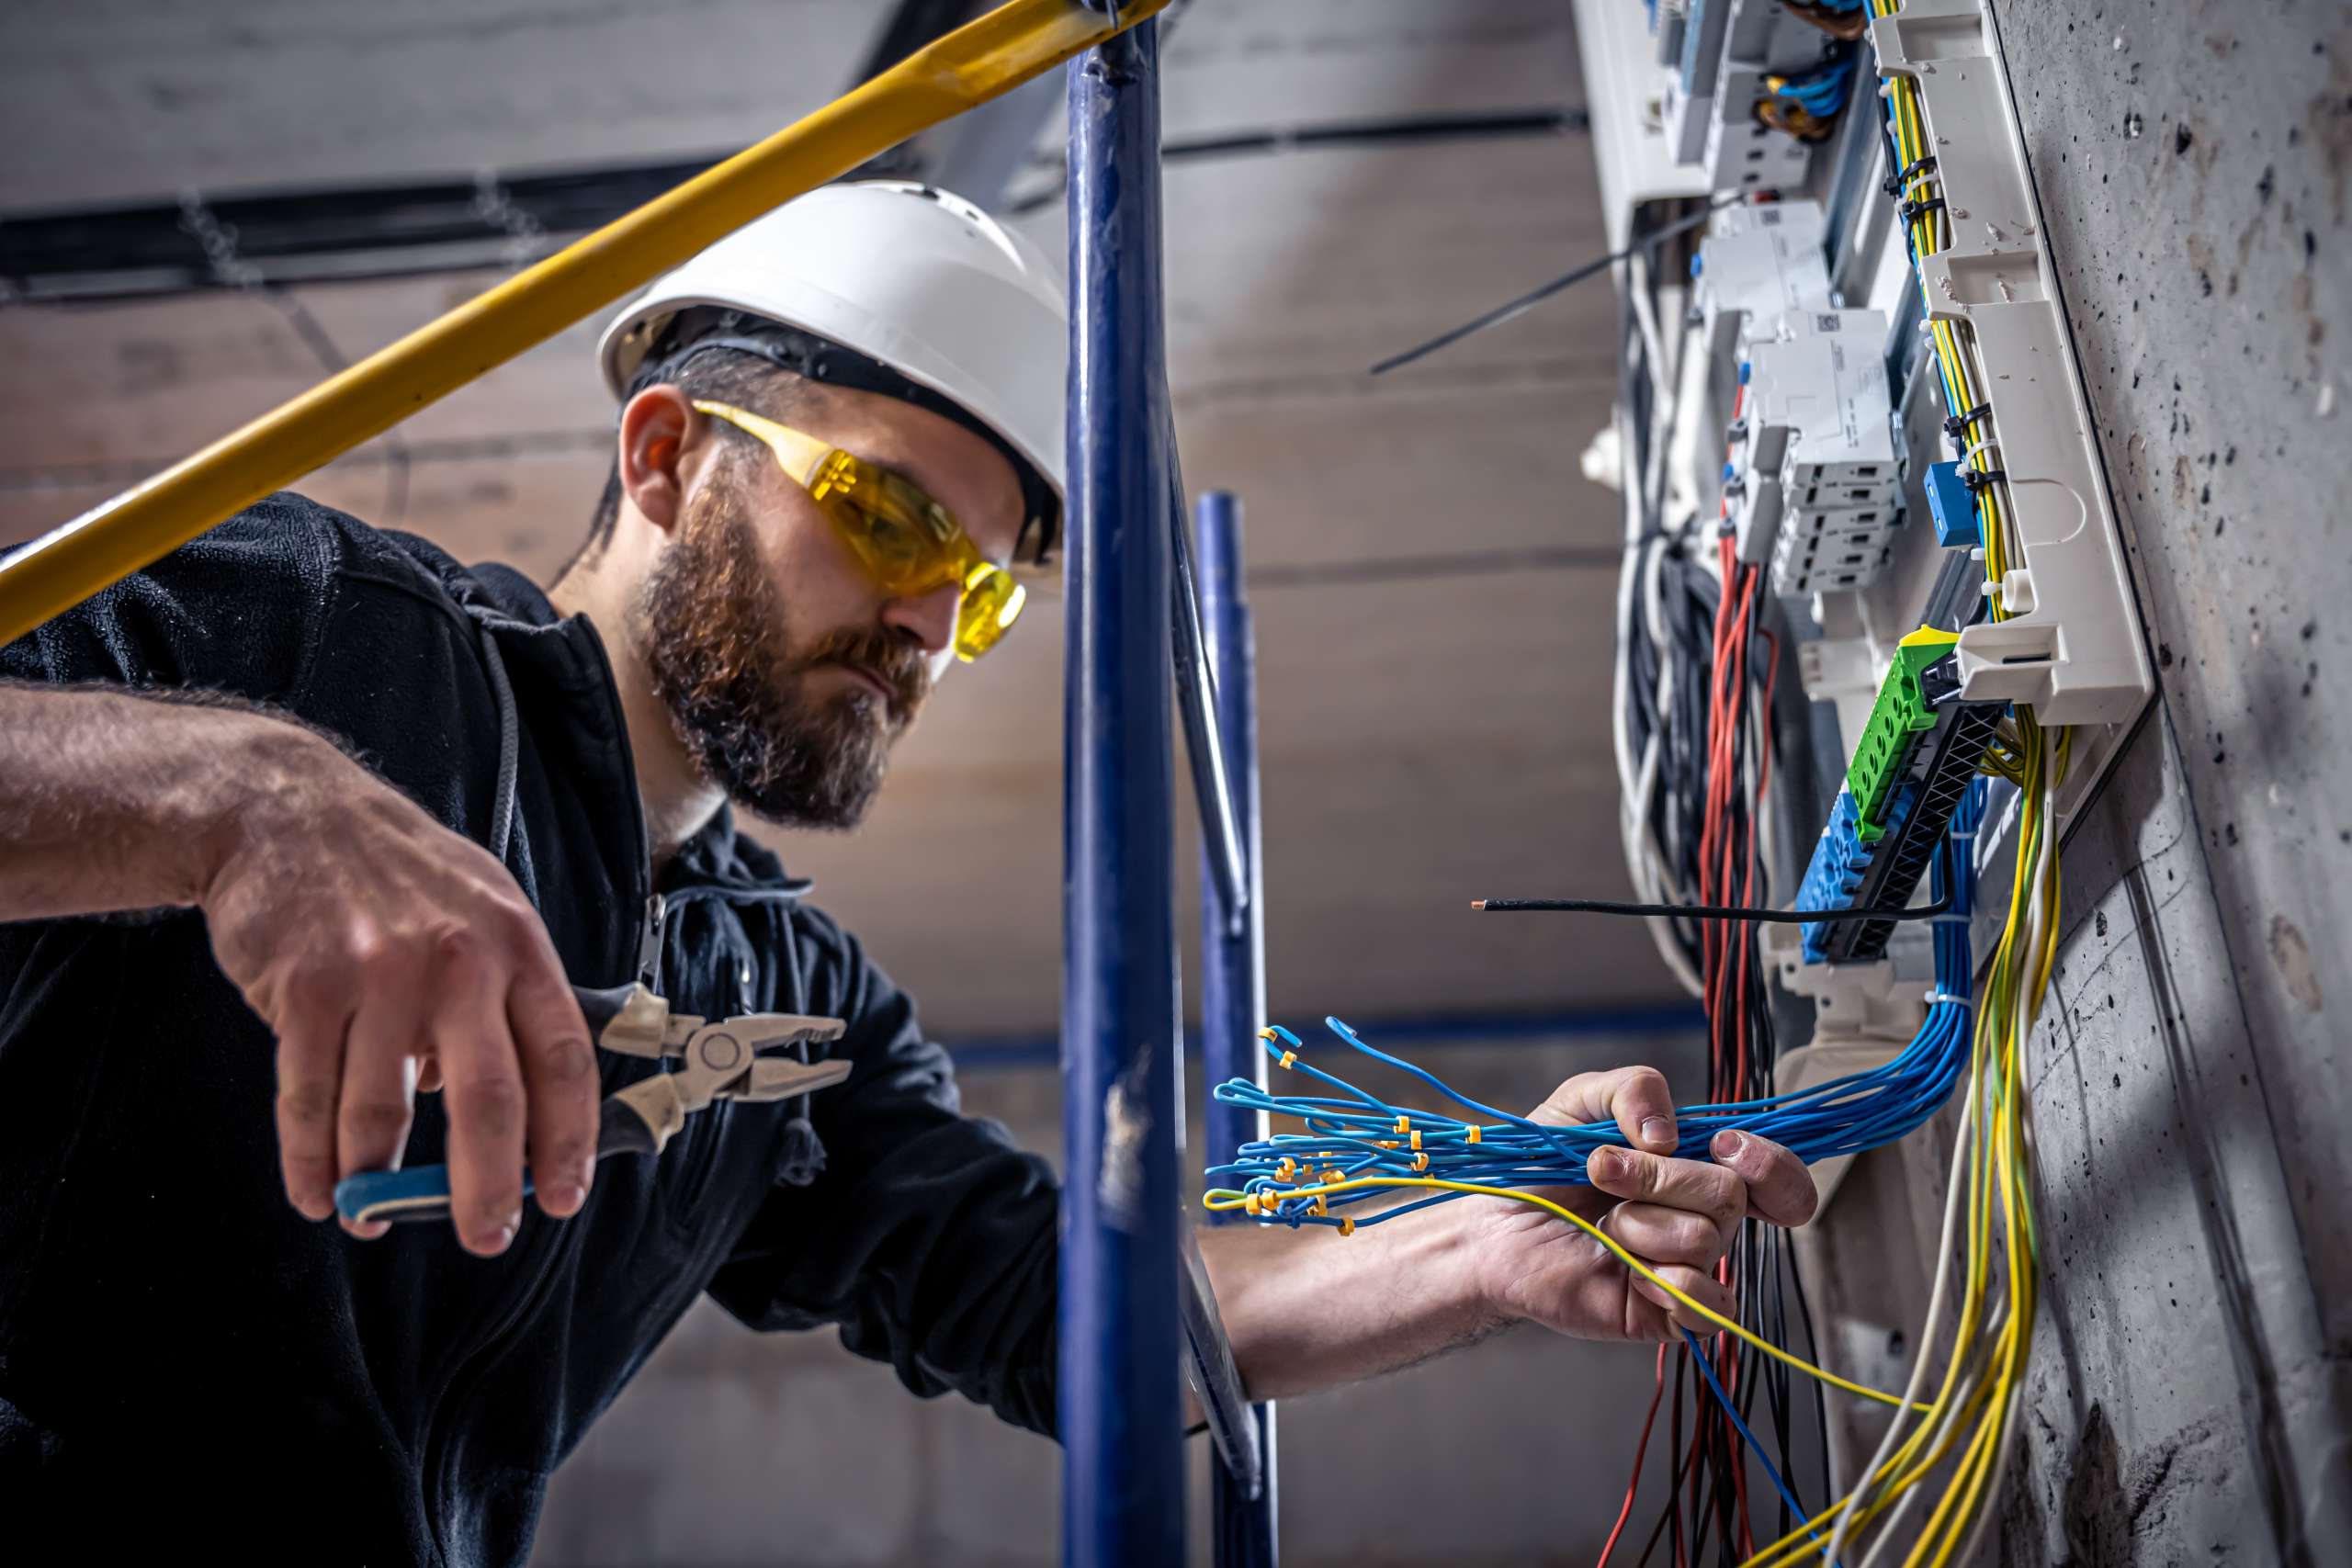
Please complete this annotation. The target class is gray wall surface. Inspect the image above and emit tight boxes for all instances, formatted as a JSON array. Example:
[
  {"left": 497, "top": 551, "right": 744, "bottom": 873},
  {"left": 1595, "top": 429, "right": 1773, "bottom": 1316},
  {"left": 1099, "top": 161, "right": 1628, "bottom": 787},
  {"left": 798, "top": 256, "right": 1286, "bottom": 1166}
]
[{"left": 1807, "top": 4, "right": 2352, "bottom": 1563}]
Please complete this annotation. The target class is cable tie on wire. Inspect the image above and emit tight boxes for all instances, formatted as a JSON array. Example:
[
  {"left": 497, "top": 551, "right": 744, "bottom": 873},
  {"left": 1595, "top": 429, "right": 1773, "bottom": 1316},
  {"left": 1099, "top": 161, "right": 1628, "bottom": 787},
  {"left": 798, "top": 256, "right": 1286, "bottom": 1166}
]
[
  {"left": 1901, "top": 196, "right": 1947, "bottom": 221},
  {"left": 1941, "top": 401, "right": 1991, "bottom": 439},
  {"left": 1279, "top": 1051, "right": 1296, "bottom": 1069},
  {"left": 1960, "top": 467, "right": 2008, "bottom": 492},
  {"left": 1925, "top": 990, "right": 1972, "bottom": 1007},
  {"left": 1337, "top": 1217, "right": 1356, "bottom": 1237},
  {"left": 1465, "top": 1126, "right": 1483, "bottom": 1145},
  {"left": 1882, "top": 153, "right": 1938, "bottom": 197}
]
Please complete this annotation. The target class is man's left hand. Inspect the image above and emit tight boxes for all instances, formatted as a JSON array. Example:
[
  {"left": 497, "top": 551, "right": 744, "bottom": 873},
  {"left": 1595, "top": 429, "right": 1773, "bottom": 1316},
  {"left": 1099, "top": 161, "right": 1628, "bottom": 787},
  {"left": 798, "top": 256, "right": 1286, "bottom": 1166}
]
[{"left": 1470, "top": 1066, "right": 1818, "bottom": 1342}]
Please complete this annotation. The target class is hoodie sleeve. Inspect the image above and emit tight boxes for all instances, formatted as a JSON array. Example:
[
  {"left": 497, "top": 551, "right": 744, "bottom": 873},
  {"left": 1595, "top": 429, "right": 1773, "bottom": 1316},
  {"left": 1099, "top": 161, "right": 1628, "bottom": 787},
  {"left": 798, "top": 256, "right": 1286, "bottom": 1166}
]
[
  {"left": 0, "top": 495, "right": 341, "bottom": 703},
  {"left": 704, "top": 907, "right": 1061, "bottom": 1438}
]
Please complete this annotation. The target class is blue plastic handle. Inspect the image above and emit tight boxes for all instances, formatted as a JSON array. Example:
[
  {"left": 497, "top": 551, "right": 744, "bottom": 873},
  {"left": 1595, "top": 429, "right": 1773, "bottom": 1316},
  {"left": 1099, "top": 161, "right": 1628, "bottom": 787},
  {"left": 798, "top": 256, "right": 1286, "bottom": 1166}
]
[{"left": 334, "top": 1165, "right": 536, "bottom": 1226}]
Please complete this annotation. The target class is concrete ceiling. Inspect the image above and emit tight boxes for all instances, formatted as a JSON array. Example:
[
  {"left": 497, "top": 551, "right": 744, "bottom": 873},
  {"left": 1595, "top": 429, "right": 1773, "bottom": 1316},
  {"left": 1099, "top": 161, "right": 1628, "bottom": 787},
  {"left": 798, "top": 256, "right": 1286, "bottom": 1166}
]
[{"left": 0, "top": 0, "right": 1683, "bottom": 1039}]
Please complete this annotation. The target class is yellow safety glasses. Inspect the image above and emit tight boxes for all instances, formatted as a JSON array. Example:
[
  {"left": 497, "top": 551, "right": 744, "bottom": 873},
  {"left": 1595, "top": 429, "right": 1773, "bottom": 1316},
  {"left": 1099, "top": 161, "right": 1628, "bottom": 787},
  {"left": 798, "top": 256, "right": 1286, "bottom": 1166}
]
[{"left": 694, "top": 399, "right": 1027, "bottom": 661}]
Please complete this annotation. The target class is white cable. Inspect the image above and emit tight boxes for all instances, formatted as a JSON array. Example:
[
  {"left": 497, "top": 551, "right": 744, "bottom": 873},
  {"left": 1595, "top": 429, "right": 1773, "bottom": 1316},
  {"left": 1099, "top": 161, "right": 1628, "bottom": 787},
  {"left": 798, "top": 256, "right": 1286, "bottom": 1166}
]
[
  {"left": 1852, "top": 1296, "right": 2012, "bottom": 1568},
  {"left": 1879, "top": 751, "right": 2051, "bottom": 1566},
  {"left": 1826, "top": 1058, "right": 1984, "bottom": 1565}
]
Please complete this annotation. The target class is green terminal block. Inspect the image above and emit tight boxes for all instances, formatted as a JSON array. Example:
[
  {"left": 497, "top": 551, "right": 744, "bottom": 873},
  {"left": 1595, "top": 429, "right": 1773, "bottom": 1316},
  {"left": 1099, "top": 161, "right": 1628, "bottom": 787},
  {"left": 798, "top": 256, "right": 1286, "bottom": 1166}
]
[{"left": 1846, "top": 627, "right": 1961, "bottom": 840}]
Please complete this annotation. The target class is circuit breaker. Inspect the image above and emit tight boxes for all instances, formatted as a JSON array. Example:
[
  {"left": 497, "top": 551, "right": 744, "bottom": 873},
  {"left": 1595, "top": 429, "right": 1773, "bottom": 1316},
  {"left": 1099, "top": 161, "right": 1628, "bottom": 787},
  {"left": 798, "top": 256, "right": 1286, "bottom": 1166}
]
[
  {"left": 1661, "top": 0, "right": 1842, "bottom": 193},
  {"left": 1739, "top": 309, "right": 1902, "bottom": 596},
  {"left": 1692, "top": 200, "right": 1832, "bottom": 362}
]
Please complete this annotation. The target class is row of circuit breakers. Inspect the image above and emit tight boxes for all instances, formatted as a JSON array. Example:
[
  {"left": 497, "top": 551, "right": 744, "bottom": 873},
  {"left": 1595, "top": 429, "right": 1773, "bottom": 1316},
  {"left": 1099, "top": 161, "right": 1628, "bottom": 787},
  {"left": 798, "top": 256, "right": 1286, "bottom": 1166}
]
[
  {"left": 1650, "top": 0, "right": 1859, "bottom": 197},
  {"left": 1695, "top": 200, "right": 1905, "bottom": 601}
]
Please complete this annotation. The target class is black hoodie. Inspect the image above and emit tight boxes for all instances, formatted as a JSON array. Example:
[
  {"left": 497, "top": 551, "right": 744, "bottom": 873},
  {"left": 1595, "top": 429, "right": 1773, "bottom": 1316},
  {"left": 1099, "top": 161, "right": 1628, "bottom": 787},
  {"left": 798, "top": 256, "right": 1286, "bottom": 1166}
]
[{"left": 0, "top": 494, "right": 1059, "bottom": 1564}]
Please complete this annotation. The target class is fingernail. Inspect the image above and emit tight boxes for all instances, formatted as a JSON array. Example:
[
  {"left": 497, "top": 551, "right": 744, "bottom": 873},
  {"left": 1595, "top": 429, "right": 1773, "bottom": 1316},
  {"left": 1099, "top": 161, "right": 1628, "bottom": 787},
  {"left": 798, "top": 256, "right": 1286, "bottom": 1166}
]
[
  {"left": 1590, "top": 1147, "right": 1625, "bottom": 1180},
  {"left": 545, "top": 1183, "right": 585, "bottom": 1217},
  {"left": 485, "top": 1223, "right": 517, "bottom": 1254},
  {"left": 356, "top": 1220, "right": 389, "bottom": 1242},
  {"left": 1713, "top": 1129, "right": 1747, "bottom": 1160},
  {"left": 1640, "top": 1117, "right": 1674, "bottom": 1150}
]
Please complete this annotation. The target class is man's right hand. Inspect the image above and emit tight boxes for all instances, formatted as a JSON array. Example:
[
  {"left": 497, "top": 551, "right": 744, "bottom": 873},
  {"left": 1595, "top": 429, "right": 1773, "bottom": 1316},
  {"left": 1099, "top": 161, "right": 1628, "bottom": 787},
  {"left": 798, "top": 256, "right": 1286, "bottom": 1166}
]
[{"left": 194, "top": 720, "right": 600, "bottom": 1255}]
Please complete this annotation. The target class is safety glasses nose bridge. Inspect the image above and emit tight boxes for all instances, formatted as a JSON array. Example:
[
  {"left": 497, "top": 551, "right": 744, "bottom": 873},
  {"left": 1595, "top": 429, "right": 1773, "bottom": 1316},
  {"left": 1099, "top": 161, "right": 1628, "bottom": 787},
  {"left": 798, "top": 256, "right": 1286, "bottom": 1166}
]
[{"left": 692, "top": 400, "right": 1025, "bottom": 660}]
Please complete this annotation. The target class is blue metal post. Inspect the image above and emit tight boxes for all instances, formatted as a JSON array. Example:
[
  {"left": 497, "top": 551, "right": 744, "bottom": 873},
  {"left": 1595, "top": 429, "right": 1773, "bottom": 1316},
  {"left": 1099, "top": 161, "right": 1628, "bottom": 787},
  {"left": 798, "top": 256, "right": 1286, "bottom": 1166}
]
[
  {"left": 1197, "top": 491, "right": 1279, "bottom": 1567},
  {"left": 1061, "top": 19, "right": 1183, "bottom": 1568}
]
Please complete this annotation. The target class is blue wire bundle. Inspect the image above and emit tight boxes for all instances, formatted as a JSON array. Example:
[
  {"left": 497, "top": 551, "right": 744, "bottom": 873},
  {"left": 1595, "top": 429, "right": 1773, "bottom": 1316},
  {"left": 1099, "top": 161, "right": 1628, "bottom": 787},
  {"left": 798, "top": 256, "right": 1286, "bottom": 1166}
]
[
  {"left": 1207, "top": 785, "right": 1984, "bottom": 1232},
  {"left": 1772, "top": 58, "right": 1855, "bottom": 118}
]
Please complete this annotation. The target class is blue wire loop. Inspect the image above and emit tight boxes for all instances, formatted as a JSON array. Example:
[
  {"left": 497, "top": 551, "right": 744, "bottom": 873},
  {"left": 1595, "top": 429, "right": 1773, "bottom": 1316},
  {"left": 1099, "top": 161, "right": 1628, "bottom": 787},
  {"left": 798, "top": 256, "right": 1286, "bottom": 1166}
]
[{"left": 1205, "top": 786, "right": 1985, "bottom": 1233}]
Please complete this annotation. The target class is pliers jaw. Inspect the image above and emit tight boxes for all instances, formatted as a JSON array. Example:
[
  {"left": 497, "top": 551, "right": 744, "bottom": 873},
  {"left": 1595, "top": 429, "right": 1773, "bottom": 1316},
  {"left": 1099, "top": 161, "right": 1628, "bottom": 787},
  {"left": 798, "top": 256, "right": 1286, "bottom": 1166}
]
[
  {"left": 333, "top": 983, "right": 850, "bottom": 1225},
  {"left": 604, "top": 1004, "right": 850, "bottom": 1156}
]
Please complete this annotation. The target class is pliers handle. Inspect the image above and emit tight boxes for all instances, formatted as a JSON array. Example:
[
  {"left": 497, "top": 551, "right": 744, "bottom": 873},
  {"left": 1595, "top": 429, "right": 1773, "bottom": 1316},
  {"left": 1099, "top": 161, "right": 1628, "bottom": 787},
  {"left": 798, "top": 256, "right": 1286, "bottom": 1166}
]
[{"left": 333, "top": 983, "right": 848, "bottom": 1227}]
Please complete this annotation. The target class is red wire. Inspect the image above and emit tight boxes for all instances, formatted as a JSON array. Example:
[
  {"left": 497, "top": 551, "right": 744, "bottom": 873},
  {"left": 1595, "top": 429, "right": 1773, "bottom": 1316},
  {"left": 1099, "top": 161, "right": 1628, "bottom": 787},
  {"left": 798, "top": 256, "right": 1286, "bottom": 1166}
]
[
  {"left": 1598, "top": 1345, "right": 1671, "bottom": 1568},
  {"left": 1671, "top": 386, "right": 1788, "bottom": 1561}
]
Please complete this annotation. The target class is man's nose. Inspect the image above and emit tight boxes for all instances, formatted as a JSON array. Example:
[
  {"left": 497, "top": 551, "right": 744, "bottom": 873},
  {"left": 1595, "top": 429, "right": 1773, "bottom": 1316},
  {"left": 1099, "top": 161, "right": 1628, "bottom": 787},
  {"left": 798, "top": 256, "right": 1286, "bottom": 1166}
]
[{"left": 880, "top": 581, "right": 961, "bottom": 656}]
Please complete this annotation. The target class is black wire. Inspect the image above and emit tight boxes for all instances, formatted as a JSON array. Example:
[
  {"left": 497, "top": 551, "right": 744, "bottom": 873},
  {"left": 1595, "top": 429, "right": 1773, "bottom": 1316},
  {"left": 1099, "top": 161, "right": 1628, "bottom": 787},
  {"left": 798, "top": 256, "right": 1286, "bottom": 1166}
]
[
  {"left": 1785, "top": 1233, "right": 1835, "bottom": 1524},
  {"left": 1370, "top": 197, "right": 1735, "bottom": 376},
  {"left": 1471, "top": 893, "right": 1953, "bottom": 924}
]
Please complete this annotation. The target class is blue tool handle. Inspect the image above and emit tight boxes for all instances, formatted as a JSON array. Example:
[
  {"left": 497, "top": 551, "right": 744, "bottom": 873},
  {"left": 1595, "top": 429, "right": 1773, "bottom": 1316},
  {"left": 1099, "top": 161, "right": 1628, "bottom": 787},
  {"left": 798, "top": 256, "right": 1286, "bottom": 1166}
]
[
  {"left": 334, "top": 1100, "right": 659, "bottom": 1225},
  {"left": 334, "top": 1165, "right": 526, "bottom": 1226}
]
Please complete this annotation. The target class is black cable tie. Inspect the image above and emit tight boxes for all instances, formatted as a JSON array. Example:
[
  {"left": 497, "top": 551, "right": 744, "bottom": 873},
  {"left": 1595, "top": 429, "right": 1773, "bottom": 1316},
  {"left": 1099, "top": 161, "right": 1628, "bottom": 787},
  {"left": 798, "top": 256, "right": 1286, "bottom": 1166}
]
[
  {"left": 1959, "top": 467, "right": 2007, "bottom": 492},
  {"left": 1900, "top": 196, "right": 1946, "bottom": 222},
  {"left": 1882, "top": 154, "right": 1938, "bottom": 197},
  {"left": 1940, "top": 401, "right": 1991, "bottom": 440}
]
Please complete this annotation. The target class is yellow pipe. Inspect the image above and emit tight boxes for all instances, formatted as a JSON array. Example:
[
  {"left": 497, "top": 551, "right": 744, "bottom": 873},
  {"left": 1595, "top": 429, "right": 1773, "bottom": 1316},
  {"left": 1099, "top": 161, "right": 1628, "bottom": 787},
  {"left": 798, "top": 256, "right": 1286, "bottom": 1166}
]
[{"left": 0, "top": 0, "right": 1170, "bottom": 647}]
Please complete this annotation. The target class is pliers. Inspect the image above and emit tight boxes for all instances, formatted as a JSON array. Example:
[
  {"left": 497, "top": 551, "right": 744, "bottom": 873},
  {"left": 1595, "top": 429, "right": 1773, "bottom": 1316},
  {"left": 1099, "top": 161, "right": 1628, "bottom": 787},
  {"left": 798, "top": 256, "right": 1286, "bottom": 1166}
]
[{"left": 333, "top": 982, "right": 849, "bottom": 1226}]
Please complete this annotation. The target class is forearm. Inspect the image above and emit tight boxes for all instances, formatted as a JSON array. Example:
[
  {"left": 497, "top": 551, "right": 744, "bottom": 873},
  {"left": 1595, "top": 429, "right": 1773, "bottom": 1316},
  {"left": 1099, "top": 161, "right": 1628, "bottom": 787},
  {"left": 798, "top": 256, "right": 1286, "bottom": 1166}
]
[
  {"left": 0, "top": 682, "right": 327, "bottom": 920},
  {"left": 1196, "top": 1198, "right": 1503, "bottom": 1404}
]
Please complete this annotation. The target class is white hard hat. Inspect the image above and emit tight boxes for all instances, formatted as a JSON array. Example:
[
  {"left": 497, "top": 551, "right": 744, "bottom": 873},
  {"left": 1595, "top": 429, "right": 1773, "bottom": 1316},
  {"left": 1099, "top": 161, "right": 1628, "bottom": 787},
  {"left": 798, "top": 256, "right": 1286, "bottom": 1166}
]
[{"left": 599, "top": 180, "right": 1068, "bottom": 560}]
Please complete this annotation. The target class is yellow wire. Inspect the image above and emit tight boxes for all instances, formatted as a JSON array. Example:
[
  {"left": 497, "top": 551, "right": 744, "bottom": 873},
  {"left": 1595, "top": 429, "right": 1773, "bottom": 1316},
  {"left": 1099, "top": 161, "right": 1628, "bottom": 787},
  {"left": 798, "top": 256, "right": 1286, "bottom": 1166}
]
[
  {"left": 1204, "top": 1176, "right": 1928, "bottom": 1411},
  {"left": 1739, "top": 11, "right": 2067, "bottom": 1562}
]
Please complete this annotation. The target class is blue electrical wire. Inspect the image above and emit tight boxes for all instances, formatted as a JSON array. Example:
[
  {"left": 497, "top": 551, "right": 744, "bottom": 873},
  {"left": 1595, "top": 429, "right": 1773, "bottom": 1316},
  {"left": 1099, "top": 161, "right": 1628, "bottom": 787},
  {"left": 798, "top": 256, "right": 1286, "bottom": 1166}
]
[
  {"left": 1772, "top": 58, "right": 1854, "bottom": 118},
  {"left": 1682, "top": 1327, "right": 1841, "bottom": 1567},
  {"left": 1205, "top": 785, "right": 1984, "bottom": 1233}
]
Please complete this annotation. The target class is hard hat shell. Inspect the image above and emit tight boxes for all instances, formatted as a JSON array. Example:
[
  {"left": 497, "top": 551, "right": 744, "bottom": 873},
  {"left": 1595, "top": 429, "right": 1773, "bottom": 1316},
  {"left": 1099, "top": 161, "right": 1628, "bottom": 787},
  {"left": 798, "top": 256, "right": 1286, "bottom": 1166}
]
[{"left": 599, "top": 181, "right": 1068, "bottom": 519}]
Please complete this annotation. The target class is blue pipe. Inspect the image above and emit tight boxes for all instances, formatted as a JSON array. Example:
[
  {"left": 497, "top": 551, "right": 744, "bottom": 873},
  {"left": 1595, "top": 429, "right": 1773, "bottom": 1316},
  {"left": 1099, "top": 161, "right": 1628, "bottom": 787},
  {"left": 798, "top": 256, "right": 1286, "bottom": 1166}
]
[
  {"left": 1197, "top": 491, "right": 1279, "bottom": 1565},
  {"left": 1060, "top": 21, "right": 1184, "bottom": 1568},
  {"left": 1171, "top": 469, "right": 1250, "bottom": 934}
]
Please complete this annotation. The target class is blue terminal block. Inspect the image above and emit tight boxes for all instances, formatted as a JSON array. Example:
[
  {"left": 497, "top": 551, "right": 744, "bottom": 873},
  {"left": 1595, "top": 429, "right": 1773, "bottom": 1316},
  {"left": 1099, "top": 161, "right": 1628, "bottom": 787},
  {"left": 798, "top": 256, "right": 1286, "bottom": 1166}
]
[
  {"left": 1796, "top": 792, "right": 1871, "bottom": 964},
  {"left": 1796, "top": 784, "right": 1919, "bottom": 963},
  {"left": 1924, "top": 459, "right": 1979, "bottom": 549}
]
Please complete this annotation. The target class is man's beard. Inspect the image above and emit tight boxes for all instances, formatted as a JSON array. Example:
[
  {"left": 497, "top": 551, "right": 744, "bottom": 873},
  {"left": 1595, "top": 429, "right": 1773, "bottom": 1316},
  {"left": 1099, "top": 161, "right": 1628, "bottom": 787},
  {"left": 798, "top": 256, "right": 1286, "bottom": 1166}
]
[{"left": 638, "top": 479, "right": 930, "bottom": 829}]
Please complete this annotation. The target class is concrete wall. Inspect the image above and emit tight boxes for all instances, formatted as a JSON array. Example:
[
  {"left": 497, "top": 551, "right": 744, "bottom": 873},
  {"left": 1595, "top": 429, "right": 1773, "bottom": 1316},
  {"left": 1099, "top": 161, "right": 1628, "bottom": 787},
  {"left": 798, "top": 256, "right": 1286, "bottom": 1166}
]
[
  {"left": 1805, "top": 4, "right": 2352, "bottom": 1563},
  {"left": 531, "top": 1031, "right": 1720, "bottom": 1567}
]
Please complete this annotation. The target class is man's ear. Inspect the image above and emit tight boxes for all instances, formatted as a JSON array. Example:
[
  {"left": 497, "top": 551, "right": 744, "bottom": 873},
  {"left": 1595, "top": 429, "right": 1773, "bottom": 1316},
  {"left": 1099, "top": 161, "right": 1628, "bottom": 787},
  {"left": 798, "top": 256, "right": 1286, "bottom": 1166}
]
[{"left": 616, "top": 385, "right": 701, "bottom": 536}]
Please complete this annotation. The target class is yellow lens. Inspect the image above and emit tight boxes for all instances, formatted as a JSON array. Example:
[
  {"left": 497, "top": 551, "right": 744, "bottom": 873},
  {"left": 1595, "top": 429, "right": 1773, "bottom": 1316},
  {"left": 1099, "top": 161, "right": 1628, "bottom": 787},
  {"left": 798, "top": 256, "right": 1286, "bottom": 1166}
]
[
  {"left": 815, "top": 458, "right": 950, "bottom": 589},
  {"left": 953, "top": 569, "right": 1024, "bottom": 661}
]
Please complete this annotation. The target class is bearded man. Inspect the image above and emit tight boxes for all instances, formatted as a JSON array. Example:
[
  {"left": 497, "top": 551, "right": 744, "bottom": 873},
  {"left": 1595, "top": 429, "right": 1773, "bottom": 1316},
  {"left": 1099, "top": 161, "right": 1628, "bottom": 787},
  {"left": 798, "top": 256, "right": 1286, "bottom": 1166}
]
[{"left": 0, "top": 183, "right": 1815, "bottom": 1564}]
